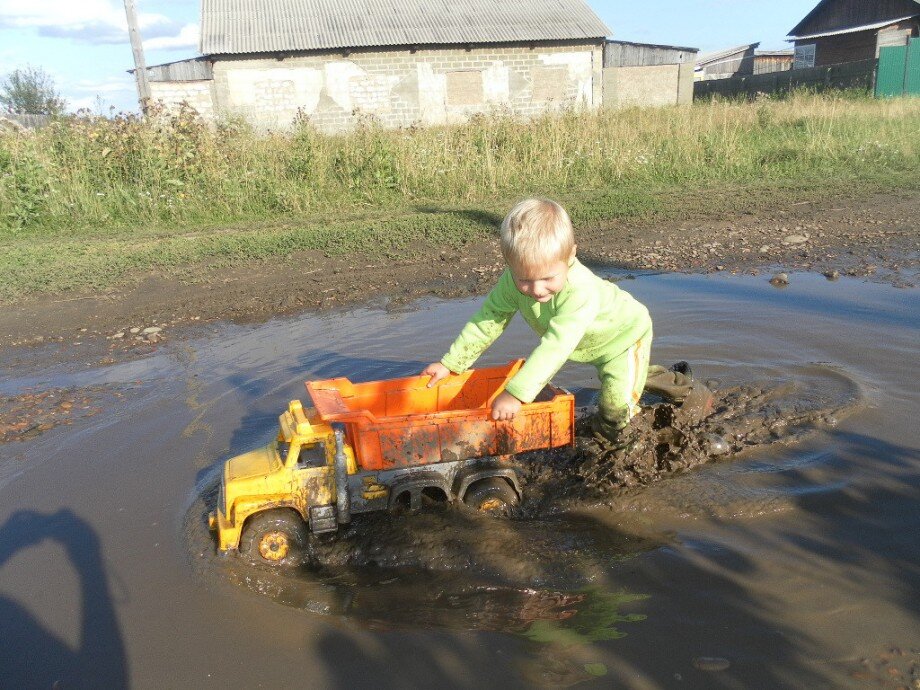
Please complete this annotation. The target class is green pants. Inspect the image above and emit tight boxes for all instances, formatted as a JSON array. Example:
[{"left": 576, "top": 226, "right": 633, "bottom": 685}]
[{"left": 591, "top": 327, "right": 653, "bottom": 441}]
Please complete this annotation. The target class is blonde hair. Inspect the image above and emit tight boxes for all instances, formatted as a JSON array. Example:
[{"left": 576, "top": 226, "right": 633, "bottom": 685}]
[{"left": 500, "top": 198, "right": 575, "bottom": 269}]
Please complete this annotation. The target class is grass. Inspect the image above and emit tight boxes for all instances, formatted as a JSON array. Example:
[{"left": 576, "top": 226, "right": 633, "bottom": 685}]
[{"left": 1, "top": 92, "right": 918, "bottom": 299}]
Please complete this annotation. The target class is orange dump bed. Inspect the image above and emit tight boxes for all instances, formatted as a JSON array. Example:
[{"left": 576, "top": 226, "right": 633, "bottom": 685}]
[{"left": 305, "top": 360, "right": 574, "bottom": 471}]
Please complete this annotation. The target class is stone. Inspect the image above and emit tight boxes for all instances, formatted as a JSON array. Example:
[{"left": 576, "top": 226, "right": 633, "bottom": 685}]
[
  {"left": 693, "top": 657, "right": 731, "bottom": 672},
  {"left": 782, "top": 234, "right": 808, "bottom": 245},
  {"left": 823, "top": 270, "right": 840, "bottom": 281},
  {"left": 704, "top": 433, "right": 730, "bottom": 456},
  {"left": 769, "top": 273, "right": 789, "bottom": 286},
  {"left": 142, "top": 327, "right": 162, "bottom": 335}
]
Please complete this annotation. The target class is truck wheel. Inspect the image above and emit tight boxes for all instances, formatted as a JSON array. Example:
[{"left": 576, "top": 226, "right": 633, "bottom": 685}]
[
  {"left": 463, "top": 478, "right": 519, "bottom": 515},
  {"left": 239, "top": 510, "right": 308, "bottom": 568}
]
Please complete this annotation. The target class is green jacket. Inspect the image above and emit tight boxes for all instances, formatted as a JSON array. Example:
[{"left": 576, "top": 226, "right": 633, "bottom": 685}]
[{"left": 441, "top": 259, "right": 652, "bottom": 402}]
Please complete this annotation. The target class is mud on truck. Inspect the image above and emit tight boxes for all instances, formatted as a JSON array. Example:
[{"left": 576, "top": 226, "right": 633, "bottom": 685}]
[{"left": 208, "top": 360, "right": 575, "bottom": 567}]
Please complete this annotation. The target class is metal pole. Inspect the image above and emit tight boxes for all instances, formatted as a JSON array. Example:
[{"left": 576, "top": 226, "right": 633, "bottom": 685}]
[{"left": 123, "top": 0, "right": 151, "bottom": 114}]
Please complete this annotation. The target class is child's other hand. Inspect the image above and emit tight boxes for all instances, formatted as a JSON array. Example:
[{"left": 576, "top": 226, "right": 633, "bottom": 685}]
[
  {"left": 491, "top": 391, "right": 522, "bottom": 421},
  {"left": 422, "top": 362, "right": 450, "bottom": 388}
]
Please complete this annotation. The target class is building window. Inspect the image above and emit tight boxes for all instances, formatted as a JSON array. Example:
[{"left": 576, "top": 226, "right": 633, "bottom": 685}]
[
  {"left": 446, "top": 70, "right": 484, "bottom": 106},
  {"left": 793, "top": 44, "right": 816, "bottom": 69}
]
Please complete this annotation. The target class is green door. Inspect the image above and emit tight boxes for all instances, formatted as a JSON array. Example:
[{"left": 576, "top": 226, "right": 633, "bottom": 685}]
[
  {"left": 906, "top": 37, "right": 920, "bottom": 96},
  {"left": 876, "top": 44, "right": 908, "bottom": 98}
]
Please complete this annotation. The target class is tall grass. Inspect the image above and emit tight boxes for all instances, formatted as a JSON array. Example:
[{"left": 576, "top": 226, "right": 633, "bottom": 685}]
[{"left": 2, "top": 93, "right": 918, "bottom": 236}]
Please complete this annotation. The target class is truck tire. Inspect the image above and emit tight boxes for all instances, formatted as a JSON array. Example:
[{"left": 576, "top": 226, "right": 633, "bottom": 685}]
[
  {"left": 239, "top": 510, "right": 309, "bottom": 568},
  {"left": 463, "top": 478, "right": 519, "bottom": 515}
]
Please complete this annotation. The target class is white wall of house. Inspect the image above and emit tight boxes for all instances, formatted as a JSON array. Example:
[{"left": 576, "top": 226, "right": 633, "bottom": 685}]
[
  {"left": 149, "top": 80, "right": 216, "bottom": 118},
  {"left": 151, "top": 42, "right": 603, "bottom": 132}
]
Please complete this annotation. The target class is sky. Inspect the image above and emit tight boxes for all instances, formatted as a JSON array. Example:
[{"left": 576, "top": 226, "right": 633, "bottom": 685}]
[{"left": 0, "top": 0, "right": 822, "bottom": 114}]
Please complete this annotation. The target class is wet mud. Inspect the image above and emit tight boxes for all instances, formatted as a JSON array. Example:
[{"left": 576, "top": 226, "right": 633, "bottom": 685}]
[
  {"left": 521, "top": 370, "right": 859, "bottom": 516},
  {"left": 0, "top": 385, "right": 125, "bottom": 443}
]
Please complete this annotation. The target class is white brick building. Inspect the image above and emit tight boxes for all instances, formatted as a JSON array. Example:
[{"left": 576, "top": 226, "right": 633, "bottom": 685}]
[{"left": 143, "top": 0, "right": 694, "bottom": 132}]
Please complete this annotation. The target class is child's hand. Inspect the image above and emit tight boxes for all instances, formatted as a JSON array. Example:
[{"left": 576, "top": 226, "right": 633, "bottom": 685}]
[
  {"left": 422, "top": 362, "right": 450, "bottom": 388},
  {"left": 491, "top": 391, "right": 522, "bottom": 421}
]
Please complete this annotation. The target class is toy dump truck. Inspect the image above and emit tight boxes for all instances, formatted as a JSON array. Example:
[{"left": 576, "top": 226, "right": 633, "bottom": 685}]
[{"left": 208, "top": 360, "right": 574, "bottom": 566}]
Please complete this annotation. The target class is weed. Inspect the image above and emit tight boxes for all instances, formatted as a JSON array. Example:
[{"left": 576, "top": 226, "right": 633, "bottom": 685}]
[{"left": 0, "top": 93, "right": 917, "bottom": 297}]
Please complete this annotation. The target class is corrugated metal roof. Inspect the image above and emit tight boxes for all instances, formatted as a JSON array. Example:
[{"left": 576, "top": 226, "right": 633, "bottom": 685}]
[
  {"left": 789, "top": 15, "right": 919, "bottom": 40},
  {"left": 787, "top": 0, "right": 920, "bottom": 39},
  {"left": 696, "top": 43, "right": 759, "bottom": 67},
  {"left": 130, "top": 57, "right": 213, "bottom": 82},
  {"left": 200, "top": 0, "right": 611, "bottom": 55}
]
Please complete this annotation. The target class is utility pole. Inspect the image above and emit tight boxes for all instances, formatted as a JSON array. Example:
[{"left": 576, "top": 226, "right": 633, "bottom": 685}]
[{"left": 123, "top": 0, "right": 151, "bottom": 114}]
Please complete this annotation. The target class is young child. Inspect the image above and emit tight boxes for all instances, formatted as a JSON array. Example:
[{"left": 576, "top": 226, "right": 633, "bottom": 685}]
[{"left": 423, "top": 198, "right": 653, "bottom": 445}]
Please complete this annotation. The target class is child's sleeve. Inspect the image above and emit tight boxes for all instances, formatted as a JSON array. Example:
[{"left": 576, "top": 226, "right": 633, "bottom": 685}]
[
  {"left": 440, "top": 271, "right": 518, "bottom": 374},
  {"left": 503, "top": 287, "right": 598, "bottom": 403}
]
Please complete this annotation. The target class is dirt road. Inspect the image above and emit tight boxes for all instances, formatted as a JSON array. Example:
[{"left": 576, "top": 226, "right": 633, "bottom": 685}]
[{"left": 1, "top": 191, "right": 916, "bottom": 351}]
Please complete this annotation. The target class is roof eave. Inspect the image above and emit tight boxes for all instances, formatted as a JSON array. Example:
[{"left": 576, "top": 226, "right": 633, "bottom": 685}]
[
  {"left": 786, "top": 13, "right": 919, "bottom": 41},
  {"left": 203, "top": 35, "right": 609, "bottom": 57},
  {"left": 696, "top": 42, "right": 759, "bottom": 66}
]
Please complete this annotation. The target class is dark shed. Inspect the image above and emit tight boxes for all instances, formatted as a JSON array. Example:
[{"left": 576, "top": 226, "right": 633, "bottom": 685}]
[{"left": 788, "top": 0, "right": 920, "bottom": 67}]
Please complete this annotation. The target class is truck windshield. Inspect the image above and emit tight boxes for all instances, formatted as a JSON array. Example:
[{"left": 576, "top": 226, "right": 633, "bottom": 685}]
[{"left": 297, "top": 443, "right": 326, "bottom": 468}]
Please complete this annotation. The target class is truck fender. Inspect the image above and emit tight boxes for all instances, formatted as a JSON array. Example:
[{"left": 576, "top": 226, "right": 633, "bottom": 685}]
[
  {"left": 455, "top": 467, "right": 522, "bottom": 502},
  {"left": 236, "top": 499, "right": 308, "bottom": 528},
  {"left": 388, "top": 472, "right": 453, "bottom": 512}
]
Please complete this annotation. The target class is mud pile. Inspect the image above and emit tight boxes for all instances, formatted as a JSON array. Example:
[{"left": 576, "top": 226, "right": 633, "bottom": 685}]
[{"left": 517, "top": 375, "right": 856, "bottom": 516}]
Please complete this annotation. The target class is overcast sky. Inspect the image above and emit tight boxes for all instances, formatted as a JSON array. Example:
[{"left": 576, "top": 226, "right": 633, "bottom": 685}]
[{"left": 0, "top": 0, "right": 821, "bottom": 114}]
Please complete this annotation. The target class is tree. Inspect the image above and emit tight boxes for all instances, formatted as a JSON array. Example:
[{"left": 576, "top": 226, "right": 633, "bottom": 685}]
[{"left": 0, "top": 66, "right": 66, "bottom": 116}]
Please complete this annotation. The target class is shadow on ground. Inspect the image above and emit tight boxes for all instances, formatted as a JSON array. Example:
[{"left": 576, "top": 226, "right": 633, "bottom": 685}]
[{"left": 0, "top": 509, "right": 128, "bottom": 689}]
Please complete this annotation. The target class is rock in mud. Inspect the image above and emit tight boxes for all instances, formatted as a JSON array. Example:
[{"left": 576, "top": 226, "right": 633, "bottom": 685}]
[
  {"left": 703, "top": 433, "right": 730, "bottom": 456},
  {"left": 693, "top": 657, "right": 731, "bottom": 672},
  {"left": 823, "top": 269, "right": 840, "bottom": 281},
  {"left": 769, "top": 272, "right": 789, "bottom": 286}
]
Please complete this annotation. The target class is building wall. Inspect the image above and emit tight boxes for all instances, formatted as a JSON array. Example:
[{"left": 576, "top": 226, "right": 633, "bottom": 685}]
[
  {"left": 203, "top": 41, "right": 603, "bottom": 132},
  {"left": 796, "top": 20, "right": 918, "bottom": 67},
  {"left": 604, "top": 41, "right": 694, "bottom": 67},
  {"left": 603, "top": 63, "right": 694, "bottom": 108},
  {"left": 753, "top": 55, "right": 793, "bottom": 74},
  {"left": 698, "top": 48, "right": 756, "bottom": 80},
  {"left": 149, "top": 80, "right": 216, "bottom": 118}
]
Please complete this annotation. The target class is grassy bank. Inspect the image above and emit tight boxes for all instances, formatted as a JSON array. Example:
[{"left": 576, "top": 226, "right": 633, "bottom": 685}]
[{"left": 1, "top": 93, "right": 918, "bottom": 299}]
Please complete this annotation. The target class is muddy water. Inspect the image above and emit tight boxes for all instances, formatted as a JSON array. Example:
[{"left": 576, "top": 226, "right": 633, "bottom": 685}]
[{"left": 1, "top": 272, "right": 918, "bottom": 688}]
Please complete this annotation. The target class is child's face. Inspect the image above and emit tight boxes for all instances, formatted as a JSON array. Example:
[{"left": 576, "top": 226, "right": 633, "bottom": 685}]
[{"left": 510, "top": 256, "right": 571, "bottom": 303}]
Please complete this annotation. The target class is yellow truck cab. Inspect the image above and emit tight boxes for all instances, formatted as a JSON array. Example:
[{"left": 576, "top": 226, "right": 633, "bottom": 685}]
[{"left": 208, "top": 400, "right": 354, "bottom": 565}]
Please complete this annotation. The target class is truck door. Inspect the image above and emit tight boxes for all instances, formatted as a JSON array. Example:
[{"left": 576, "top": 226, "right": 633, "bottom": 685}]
[{"left": 290, "top": 442, "right": 334, "bottom": 513}]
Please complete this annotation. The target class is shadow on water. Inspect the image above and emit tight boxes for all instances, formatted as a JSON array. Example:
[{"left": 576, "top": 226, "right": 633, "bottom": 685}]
[
  {"left": 0, "top": 510, "right": 127, "bottom": 690},
  {"left": 715, "top": 430, "right": 920, "bottom": 616},
  {"left": 623, "top": 429, "right": 920, "bottom": 687}
]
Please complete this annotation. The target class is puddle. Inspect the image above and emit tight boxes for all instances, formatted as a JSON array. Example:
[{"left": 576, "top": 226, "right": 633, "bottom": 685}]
[{"left": 1, "top": 272, "right": 918, "bottom": 688}]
